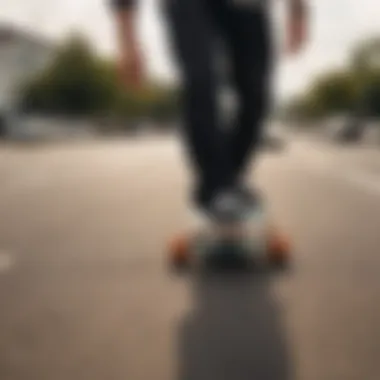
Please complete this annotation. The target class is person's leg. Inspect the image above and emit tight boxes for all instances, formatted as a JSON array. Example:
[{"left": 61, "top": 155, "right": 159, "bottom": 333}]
[
  {"left": 219, "top": 3, "right": 273, "bottom": 189},
  {"left": 162, "top": 0, "right": 233, "bottom": 211}
]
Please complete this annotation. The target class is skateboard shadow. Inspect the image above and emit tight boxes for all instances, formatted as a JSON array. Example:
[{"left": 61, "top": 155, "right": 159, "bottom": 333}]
[{"left": 176, "top": 272, "right": 292, "bottom": 380}]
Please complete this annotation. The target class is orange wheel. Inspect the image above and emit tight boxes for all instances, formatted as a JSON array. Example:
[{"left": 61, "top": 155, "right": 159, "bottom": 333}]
[
  {"left": 168, "top": 234, "right": 190, "bottom": 269},
  {"left": 267, "top": 227, "right": 291, "bottom": 265}
]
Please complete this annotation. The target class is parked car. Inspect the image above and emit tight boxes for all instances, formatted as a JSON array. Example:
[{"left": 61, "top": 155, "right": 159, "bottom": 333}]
[
  {"left": 361, "top": 120, "right": 380, "bottom": 144},
  {"left": 261, "top": 125, "right": 287, "bottom": 151},
  {"left": 325, "top": 115, "right": 363, "bottom": 143}
]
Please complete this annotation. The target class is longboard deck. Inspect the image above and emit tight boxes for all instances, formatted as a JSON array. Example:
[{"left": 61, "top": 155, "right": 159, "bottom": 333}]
[{"left": 168, "top": 203, "right": 290, "bottom": 272}]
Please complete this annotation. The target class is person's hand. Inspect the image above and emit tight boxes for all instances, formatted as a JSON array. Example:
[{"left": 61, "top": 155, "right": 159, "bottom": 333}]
[
  {"left": 118, "top": 47, "right": 145, "bottom": 90},
  {"left": 286, "top": 4, "right": 308, "bottom": 56}
]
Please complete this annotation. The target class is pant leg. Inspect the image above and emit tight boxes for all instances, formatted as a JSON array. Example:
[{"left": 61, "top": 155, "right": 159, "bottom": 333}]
[
  {"left": 162, "top": 0, "right": 233, "bottom": 202},
  {"left": 216, "top": 3, "right": 273, "bottom": 183}
]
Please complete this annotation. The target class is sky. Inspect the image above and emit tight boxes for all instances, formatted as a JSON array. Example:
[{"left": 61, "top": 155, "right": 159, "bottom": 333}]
[{"left": 1, "top": 0, "right": 379, "bottom": 101}]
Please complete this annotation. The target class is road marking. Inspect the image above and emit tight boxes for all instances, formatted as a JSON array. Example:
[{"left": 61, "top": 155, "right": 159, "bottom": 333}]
[{"left": 0, "top": 250, "right": 14, "bottom": 273}]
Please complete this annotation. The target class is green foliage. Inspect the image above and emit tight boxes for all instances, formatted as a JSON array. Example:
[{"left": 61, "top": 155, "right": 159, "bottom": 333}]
[
  {"left": 366, "top": 70, "right": 380, "bottom": 117},
  {"left": 23, "top": 31, "right": 379, "bottom": 125},
  {"left": 308, "top": 71, "right": 357, "bottom": 114},
  {"left": 351, "top": 37, "right": 380, "bottom": 71},
  {"left": 20, "top": 32, "right": 180, "bottom": 128},
  {"left": 22, "top": 34, "right": 118, "bottom": 115},
  {"left": 285, "top": 36, "right": 380, "bottom": 121}
]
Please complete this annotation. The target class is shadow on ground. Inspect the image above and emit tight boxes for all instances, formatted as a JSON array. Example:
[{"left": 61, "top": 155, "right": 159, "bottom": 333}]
[{"left": 177, "top": 272, "right": 292, "bottom": 380}]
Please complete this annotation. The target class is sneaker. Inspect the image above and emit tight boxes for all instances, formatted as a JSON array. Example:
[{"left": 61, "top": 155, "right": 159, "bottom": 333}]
[
  {"left": 236, "top": 183, "right": 259, "bottom": 207},
  {"left": 233, "top": 183, "right": 264, "bottom": 220},
  {"left": 208, "top": 189, "right": 245, "bottom": 222}
]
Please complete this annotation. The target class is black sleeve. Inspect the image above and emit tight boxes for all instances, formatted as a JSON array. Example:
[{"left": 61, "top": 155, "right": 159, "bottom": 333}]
[{"left": 110, "top": 0, "right": 137, "bottom": 10}]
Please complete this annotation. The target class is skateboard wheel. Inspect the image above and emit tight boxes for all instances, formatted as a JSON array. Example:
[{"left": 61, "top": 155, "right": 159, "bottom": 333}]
[
  {"left": 168, "top": 234, "right": 190, "bottom": 270},
  {"left": 267, "top": 228, "right": 290, "bottom": 266}
]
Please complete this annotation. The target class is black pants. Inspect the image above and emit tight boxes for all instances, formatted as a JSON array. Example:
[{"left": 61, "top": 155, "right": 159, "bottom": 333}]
[{"left": 163, "top": 0, "right": 273, "bottom": 202}]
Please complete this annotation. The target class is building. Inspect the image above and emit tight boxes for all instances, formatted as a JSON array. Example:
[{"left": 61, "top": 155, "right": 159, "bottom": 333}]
[{"left": 0, "top": 22, "right": 53, "bottom": 137}]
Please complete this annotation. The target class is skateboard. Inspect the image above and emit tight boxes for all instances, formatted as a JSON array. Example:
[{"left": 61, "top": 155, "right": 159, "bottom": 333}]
[{"left": 168, "top": 202, "right": 290, "bottom": 272}]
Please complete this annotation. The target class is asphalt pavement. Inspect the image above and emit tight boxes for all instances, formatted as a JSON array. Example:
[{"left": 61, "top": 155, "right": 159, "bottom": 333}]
[{"left": 1, "top": 135, "right": 380, "bottom": 380}]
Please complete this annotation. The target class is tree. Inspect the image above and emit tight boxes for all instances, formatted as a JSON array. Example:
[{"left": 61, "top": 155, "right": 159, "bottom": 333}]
[
  {"left": 307, "top": 70, "right": 357, "bottom": 116},
  {"left": 21, "top": 33, "right": 119, "bottom": 115},
  {"left": 366, "top": 70, "right": 380, "bottom": 117},
  {"left": 351, "top": 37, "right": 380, "bottom": 72},
  {"left": 283, "top": 36, "right": 380, "bottom": 121},
  {"left": 351, "top": 37, "right": 380, "bottom": 118},
  {"left": 20, "top": 32, "right": 180, "bottom": 131}
]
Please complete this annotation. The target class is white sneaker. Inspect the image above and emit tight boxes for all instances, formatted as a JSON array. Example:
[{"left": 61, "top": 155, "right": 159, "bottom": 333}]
[{"left": 210, "top": 190, "right": 244, "bottom": 222}]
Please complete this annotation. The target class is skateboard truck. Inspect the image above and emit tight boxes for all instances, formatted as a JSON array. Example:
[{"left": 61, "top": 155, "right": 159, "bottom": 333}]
[{"left": 168, "top": 218, "right": 291, "bottom": 272}]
